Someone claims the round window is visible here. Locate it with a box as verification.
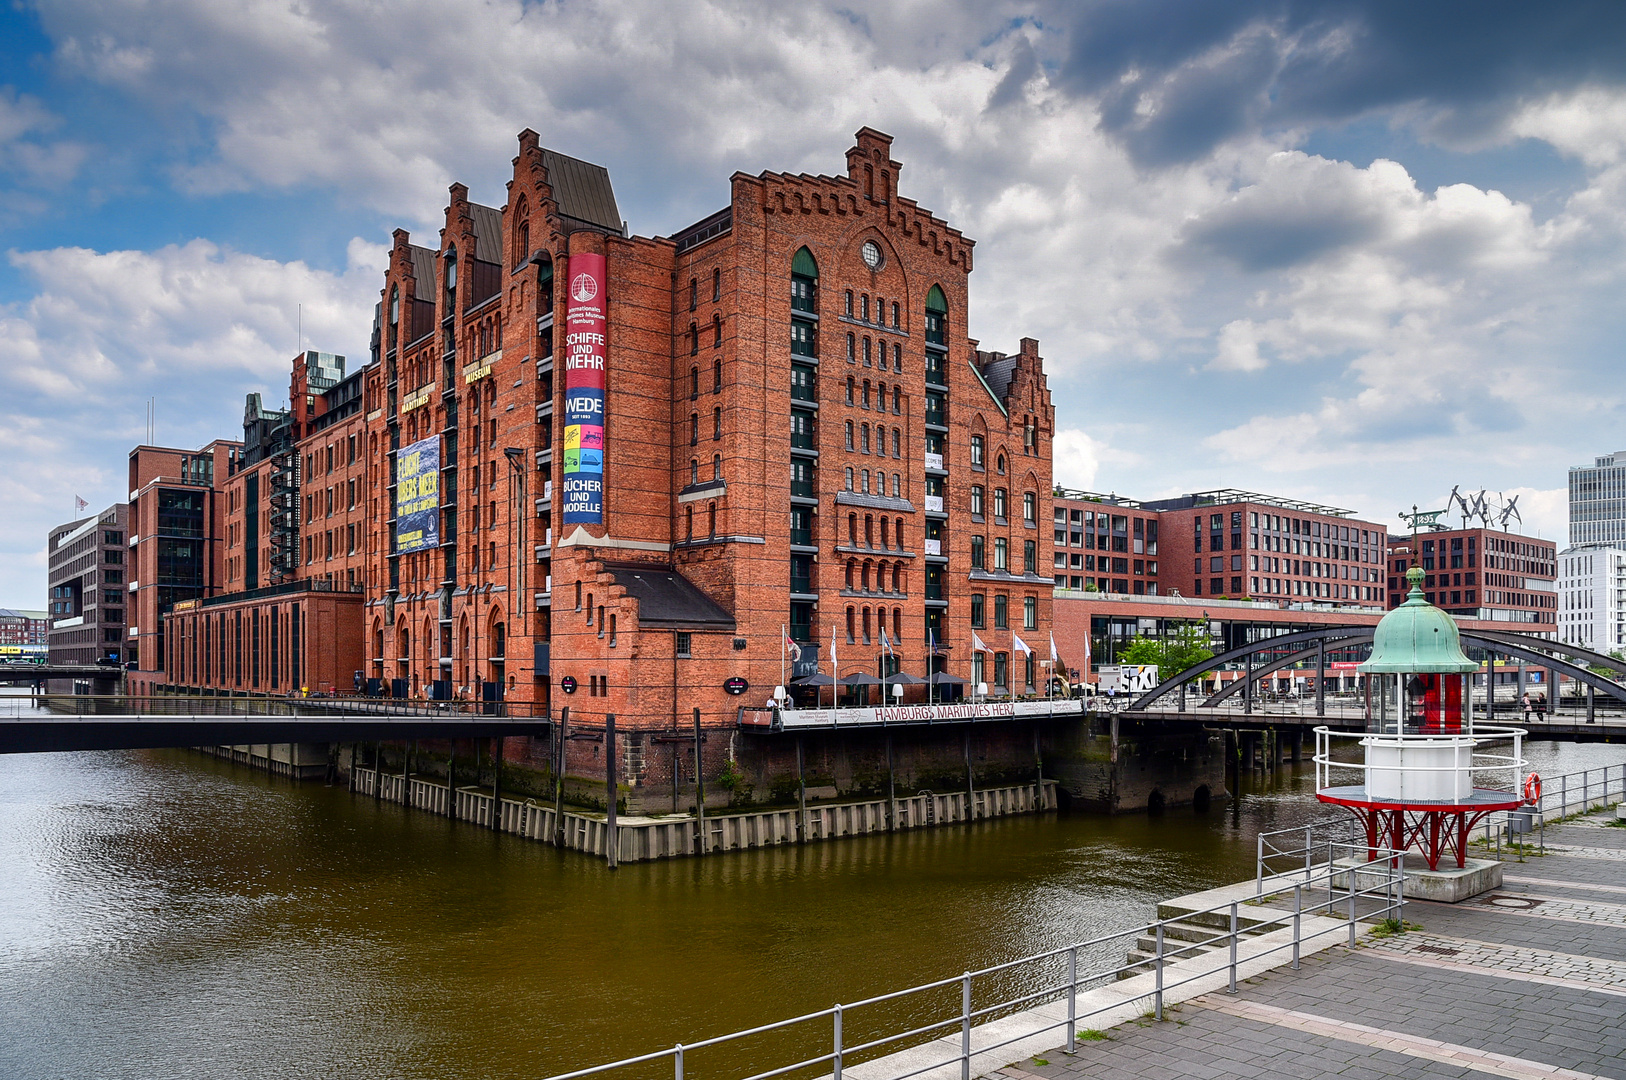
[861,240,883,271]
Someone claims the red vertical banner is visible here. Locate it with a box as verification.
[562,253,607,525]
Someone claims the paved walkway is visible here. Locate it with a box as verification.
[1009,813,1626,1080]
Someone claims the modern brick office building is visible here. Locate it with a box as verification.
[126,442,239,693]
[1142,491,1387,608]
[0,608,48,646]
[1050,490,1163,596]
[46,504,129,670]
[1386,528,1557,631]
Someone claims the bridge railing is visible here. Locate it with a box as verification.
[540,849,1403,1080]
[9,692,553,720]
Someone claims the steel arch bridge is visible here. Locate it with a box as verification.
[1127,625,1626,722]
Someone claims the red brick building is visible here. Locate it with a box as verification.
[1142,490,1387,608]
[1050,490,1163,596]
[347,126,1056,782]
[1386,528,1556,631]
[127,441,239,694]
[161,350,370,696]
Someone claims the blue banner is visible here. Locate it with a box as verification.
[395,435,441,554]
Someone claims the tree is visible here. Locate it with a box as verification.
[1587,650,1626,680]
[1118,621,1215,676]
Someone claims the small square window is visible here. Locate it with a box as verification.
[675,632,692,658]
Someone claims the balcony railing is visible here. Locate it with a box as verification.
[791,478,816,499]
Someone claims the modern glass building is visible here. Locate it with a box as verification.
[1569,451,1626,548]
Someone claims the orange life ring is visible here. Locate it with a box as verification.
[1523,773,1541,805]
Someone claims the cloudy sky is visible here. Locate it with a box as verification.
[3,0,1624,604]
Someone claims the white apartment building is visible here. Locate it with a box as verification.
[1559,546,1626,654]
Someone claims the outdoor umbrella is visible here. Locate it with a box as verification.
[791,673,836,686]
[928,672,967,686]
[839,672,883,686]
[883,672,926,685]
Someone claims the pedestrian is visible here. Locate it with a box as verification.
[1521,691,1532,720]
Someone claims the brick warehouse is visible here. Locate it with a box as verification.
[158,126,1061,808]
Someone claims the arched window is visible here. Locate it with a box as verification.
[713,359,722,393]
[891,302,900,327]
[712,454,722,481]
[891,472,901,497]
[845,559,856,588]
[1023,491,1037,525]
[844,466,854,490]
[862,607,872,642]
[848,513,857,543]
[845,421,854,450]
[971,435,985,468]
[862,337,872,366]
[861,469,871,494]
[846,333,856,362]
[713,407,722,440]
[892,343,902,371]
[892,387,900,413]
[708,502,717,536]
[689,413,699,446]
[862,381,871,408]
[925,284,947,346]
[713,315,722,347]
[846,377,855,405]
[712,267,721,301]
[862,561,872,591]
[893,607,902,639]
[844,290,854,316]
[860,424,870,453]
[686,506,694,539]
[690,367,700,400]
[997,453,1006,474]
[892,427,901,457]
[690,459,699,485]
[690,322,699,356]
[861,294,870,321]
[880,517,890,547]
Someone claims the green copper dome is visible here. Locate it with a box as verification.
[1358,566,1478,674]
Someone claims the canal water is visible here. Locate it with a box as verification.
[2,692,1621,1080]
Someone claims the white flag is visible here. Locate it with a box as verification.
[782,626,802,661]
[880,627,893,658]
[830,623,838,674]
[1049,632,1059,664]
[1012,632,1033,657]
[972,630,990,653]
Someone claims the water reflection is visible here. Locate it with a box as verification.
[1,689,1620,1080]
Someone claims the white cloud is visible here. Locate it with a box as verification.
[0,238,384,596]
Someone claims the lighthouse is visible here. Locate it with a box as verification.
[1315,567,1527,902]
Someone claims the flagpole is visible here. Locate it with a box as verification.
[781,623,787,706]
[1011,630,1017,704]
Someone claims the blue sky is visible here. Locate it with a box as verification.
[3,0,1625,604]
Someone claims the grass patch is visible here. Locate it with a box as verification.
[1076,1029,1108,1041]
[1367,917,1423,939]
[1031,1058,1049,1067]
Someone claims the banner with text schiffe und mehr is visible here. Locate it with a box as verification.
[395,435,441,554]
[562,252,607,525]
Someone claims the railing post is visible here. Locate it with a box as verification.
[674,1044,683,1080]
[1228,902,1238,994]
[1348,866,1358,947]
[1292,884,1301,970]
[961,972,973,1080]
[1304,825,1312,881]
[833,1004,843,1080]
[1066,947,1077,1053]
[1256,834,1264,895]
[1154,922,1164,1021]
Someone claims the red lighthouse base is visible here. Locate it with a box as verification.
[1317,789,1525,870]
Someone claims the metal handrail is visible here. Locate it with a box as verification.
[543,848,1404,1080]
[1313,724,1527,796]
[1262,762,1626,883]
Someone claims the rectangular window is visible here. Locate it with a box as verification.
[970,594,985,627]
[1023,596,1036,630]
[993,594,1008,629]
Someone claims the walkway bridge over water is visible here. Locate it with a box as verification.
[1113,626,1626,739]
[0,694,551,754]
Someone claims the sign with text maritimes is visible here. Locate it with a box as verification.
[562,252,607,525]
[395,435,441,554]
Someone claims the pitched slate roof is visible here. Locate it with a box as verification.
[542,149,622,235]
[609,567,734,630]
